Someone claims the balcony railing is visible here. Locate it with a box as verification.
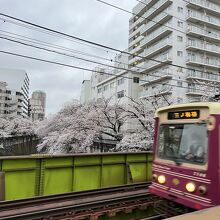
[187,40,220,55]
[144,37,172,58]
[141,53,172,72]
[187,10,220,29]
[187,0,220,16]
[187,55,220,69]
[139,85,172,98]
[186,87,204,95]
[144,7,172,33]
[144,0,173,20]
[141,25,172,47]
[129,35,144,48]
[187,69,219,81]
[129,17,145,31]
[140,69,172,85]
[187,25,220,43]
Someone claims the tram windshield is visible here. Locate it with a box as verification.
[157,123,208,165]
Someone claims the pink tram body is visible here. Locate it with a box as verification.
[149,102,220,210]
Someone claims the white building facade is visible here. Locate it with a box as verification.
[29,90,46,121]
[80,80,91,105]
[0,68,30,117]
[129,0,220,103]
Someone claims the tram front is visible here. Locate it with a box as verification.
[149,103,220,210]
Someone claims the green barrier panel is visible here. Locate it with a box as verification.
[2,159,38,200]
[0,152,152,200]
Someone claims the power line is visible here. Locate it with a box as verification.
[0,29,121,65]
[2,32,219,89]
[0,35,126,71]
[0,49,217,95]
[97,0,186,34]
[0,12,219,81]
[0,17,118,56]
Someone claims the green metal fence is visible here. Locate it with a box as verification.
[0,152,152,201]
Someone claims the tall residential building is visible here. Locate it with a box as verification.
[0,68,30,117]
[130,0,220,103]
[29,90,46,121]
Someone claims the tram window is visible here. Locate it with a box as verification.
[157,123,208,165]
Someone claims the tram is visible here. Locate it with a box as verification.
[149,102,220,210]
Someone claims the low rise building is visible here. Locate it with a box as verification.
[0,68,29,117]
[29,90,46,121]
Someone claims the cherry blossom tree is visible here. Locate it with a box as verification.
[0,116,35,138]
[115,95,172,152]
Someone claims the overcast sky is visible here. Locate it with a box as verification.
[0,0,137,114]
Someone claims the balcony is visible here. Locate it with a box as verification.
[186,40,220,57]
[186,69,219,82]
[143,8,172,34]
[144,0,173,20]
[187,25,220,44]
[140,53,172,73]
[132,1,146,15]
[143,38,172,58]
[139,85,172,98]
[129,35,144,48]
[129,17,145,31]
[130,24,145,39]
[141,25,172,48]
[129,45,143,56]
[186,87,205,96]
[186,55,220,70]
[140,69,172,86]
[187,10,220,30]
[186,0,220,17]
[129,55,143,66]
[145,0,159,8]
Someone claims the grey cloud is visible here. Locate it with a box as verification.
[0,0,137,114]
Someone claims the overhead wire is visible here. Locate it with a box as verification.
[0,49,217,95]
[0,10,219,79]
[0,17,118,56]
[1,32,219,89]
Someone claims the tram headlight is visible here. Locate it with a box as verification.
[186,182,196,193]
[158,175,166,184]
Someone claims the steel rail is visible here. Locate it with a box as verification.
[0,182,150,210]
[0,189,157,219]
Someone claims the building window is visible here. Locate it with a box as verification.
[117,78,125,85]
[133,77,139,83]
[178,7,183,13]
[103,85,109,91]
[117,90,124,98]
[177,36,183,42]
[177,51,183,57]
[110,82,115,88]
[177,81,183,86]
[177,21,183,28]
[98,87,102,93]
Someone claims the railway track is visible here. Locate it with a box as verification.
[0,183,192,220]
[0,182,159,220]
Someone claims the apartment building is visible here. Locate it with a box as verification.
[29,90,46,121]
[89,50,142,105]
[0,68,30,117]
[129,0,220,103]
[0,82,24,117]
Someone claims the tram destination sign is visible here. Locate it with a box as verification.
[168,110,200,120]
